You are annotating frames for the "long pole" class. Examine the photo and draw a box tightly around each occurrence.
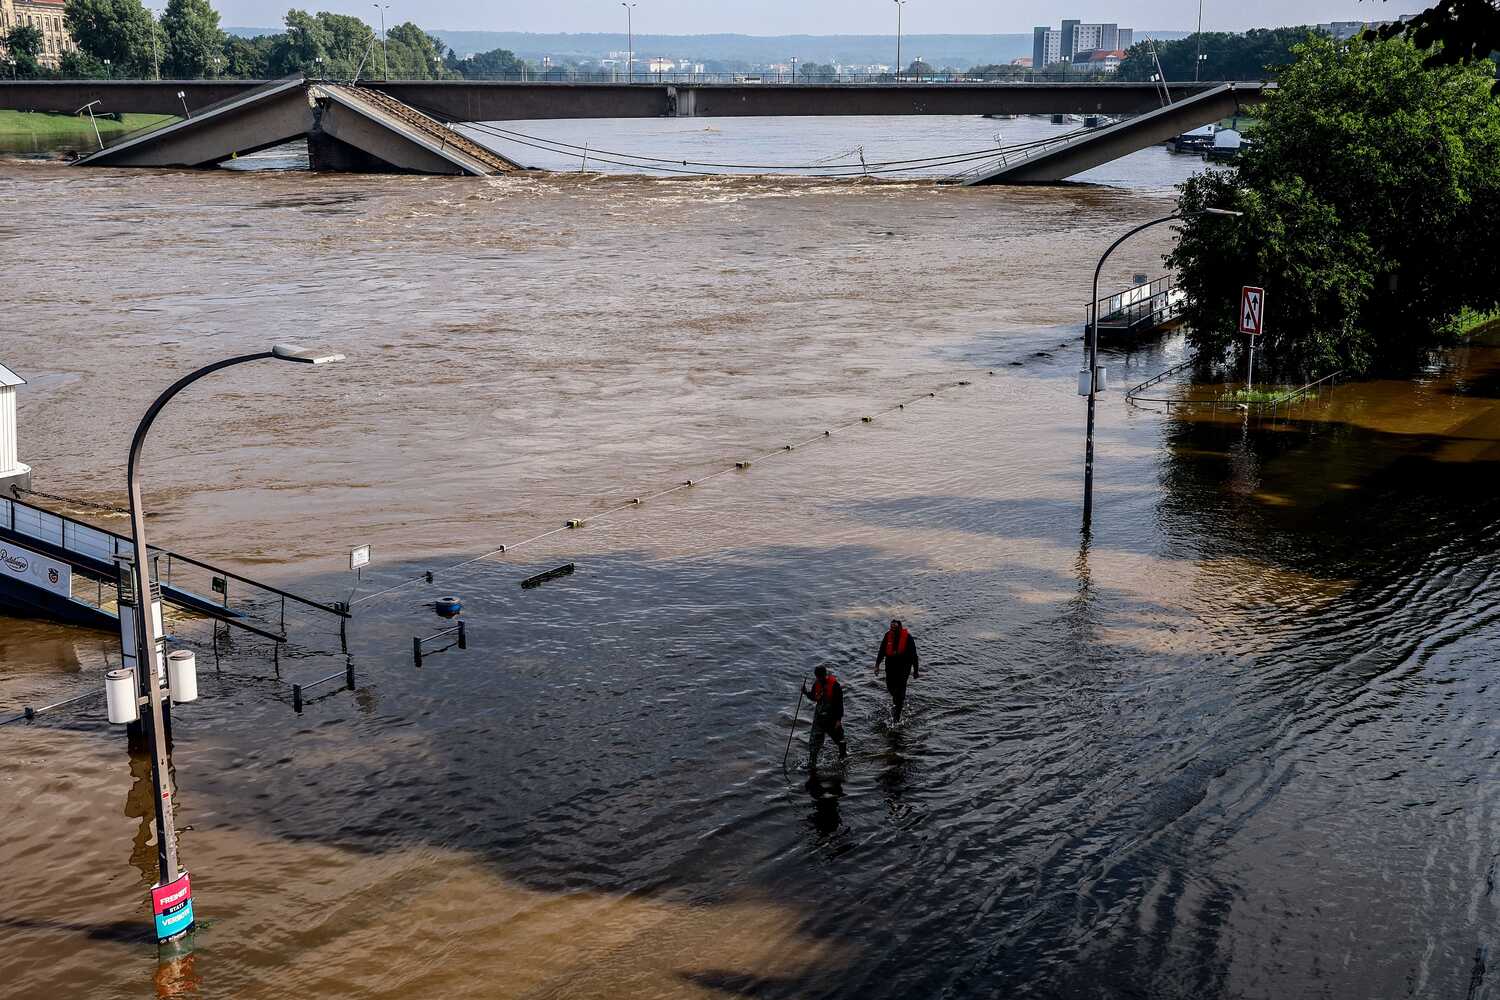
[782,679,807,773]
[1246,337,1256,393]
[894,0,904,81]
[127,352,272,904]
[1083,214,1182,530]
[1195,0,1204,81]
[622,3,635,83]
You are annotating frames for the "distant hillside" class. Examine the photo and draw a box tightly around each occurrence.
[226,28,1190,68]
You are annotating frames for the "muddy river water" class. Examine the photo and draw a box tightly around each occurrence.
[3,123,1500,999]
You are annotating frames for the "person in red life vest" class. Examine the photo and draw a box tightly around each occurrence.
[874,618,919,723]
[801,665,848,770]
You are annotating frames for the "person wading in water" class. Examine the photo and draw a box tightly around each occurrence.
[874,618,919,724]
[802,665,848,771]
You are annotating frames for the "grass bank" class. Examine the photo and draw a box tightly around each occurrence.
[1456,307,1500,338]
[0,109,177,138]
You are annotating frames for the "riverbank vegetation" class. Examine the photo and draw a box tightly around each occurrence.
[1117,28,1316,82]
[0,109,174,137]
[1169,35,1500,380]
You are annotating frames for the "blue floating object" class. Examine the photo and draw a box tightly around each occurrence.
[435,596,463,618]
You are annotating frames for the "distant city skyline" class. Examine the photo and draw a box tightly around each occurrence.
[210,0,1421,36]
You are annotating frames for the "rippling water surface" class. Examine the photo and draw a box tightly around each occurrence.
[2,124,1500,1000]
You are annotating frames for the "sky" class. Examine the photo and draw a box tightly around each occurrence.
[210,0,1424,34]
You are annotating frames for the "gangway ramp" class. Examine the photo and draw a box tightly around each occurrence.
[0,493,346,641]
[72,78,521,175]
[958,83,1268,185]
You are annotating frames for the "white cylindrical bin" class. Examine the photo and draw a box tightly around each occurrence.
[1095,366,1108,393]
[105,668,140,724]
[167,650,198,704]
[1078,368,1093,396]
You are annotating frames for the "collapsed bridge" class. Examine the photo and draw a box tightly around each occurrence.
[0,77,1268,181]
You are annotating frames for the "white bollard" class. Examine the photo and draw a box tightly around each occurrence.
[105,668,140,724]
[167,650,198,704]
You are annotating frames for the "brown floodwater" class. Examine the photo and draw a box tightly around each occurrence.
[3,134,1500,1000]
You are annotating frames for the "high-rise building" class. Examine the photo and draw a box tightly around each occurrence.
[1034,18,1135,69]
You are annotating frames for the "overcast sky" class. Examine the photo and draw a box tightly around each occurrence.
[208,0,1420,34]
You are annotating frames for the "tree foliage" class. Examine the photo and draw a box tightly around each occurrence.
[64,0,160,76]
[1376,0,1500,92]
[1117,28,1316,81]
[1169,35,1500,377]
[4,24,44,78]
[161,0,225,78]
[445,46,524,80]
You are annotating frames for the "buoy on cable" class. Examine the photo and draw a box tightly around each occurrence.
[784,444,794,451]
[424,571,434,583]
[823,431,831,437]
[898,403,905,409]
[566,519,585,529]
[736,461,752,469]
[928,392,936,397]
[684,479,694,486]
[861,416,873,423]
[435,596,463,618]
[958,380,972,386]
[630,497,642,504]
[497,544,507,553]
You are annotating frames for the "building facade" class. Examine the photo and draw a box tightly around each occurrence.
[1034,19,1134,71]
[1,0,79,70]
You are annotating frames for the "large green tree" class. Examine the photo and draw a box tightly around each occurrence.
[378,22,452,79]
[4,24,45,78]
[64,0,161,77]
[1117,28,1316,81]
[1376,0,1500,91]
[447,46,523,80]
[1168,34,1500,377]
[267,9,375,78]
[161,0,226,78]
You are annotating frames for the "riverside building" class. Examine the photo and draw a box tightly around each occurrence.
[0,0,79,70]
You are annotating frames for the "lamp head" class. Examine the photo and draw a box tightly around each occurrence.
[272,344,345,365]
[1202,207,1244,217]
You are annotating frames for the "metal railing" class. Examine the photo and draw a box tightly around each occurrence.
[1125,357,1196,405]
[1,493,348,639]
[1088,275,1186,336]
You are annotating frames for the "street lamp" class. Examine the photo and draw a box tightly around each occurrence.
[372,3,390,79]
[1194,0,1205,82]
[893,0,907,82]
[621,2,636,83]
[125,343,343,948]
[103,58,111,79]
[1081,208,1240,530]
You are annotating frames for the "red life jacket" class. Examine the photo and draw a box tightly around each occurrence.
[812,674,839,701]
[884,628,910,657]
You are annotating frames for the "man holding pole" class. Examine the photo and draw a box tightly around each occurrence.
[801,665,847,771]
[874,618,919,724]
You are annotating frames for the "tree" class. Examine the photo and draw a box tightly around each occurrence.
[379,22,452,79]
[64,0,161,77]
[906,59,933,77]
[798,61,836,81]
[4,25,44,78]
[1376,0,1500,92]
[267,9,375,79]
[1117,28,1316,81]
[220,33,273,78]
[1168,34,1500,377]
[450,46,523,80]
[161,0,226,78]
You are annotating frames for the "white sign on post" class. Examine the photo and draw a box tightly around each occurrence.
[0,541,71,598]
[1239,285,1266,336]
[350,545,371,571]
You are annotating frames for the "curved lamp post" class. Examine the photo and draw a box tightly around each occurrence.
[127,343,343,944]
[1082,208,1240,530]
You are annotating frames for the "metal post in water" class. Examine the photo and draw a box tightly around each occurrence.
[457,620,467,649]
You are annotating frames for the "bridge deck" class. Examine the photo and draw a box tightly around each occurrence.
[2,79,1231,121]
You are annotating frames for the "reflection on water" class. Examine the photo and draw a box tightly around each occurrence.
[2,149,1500,1000]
